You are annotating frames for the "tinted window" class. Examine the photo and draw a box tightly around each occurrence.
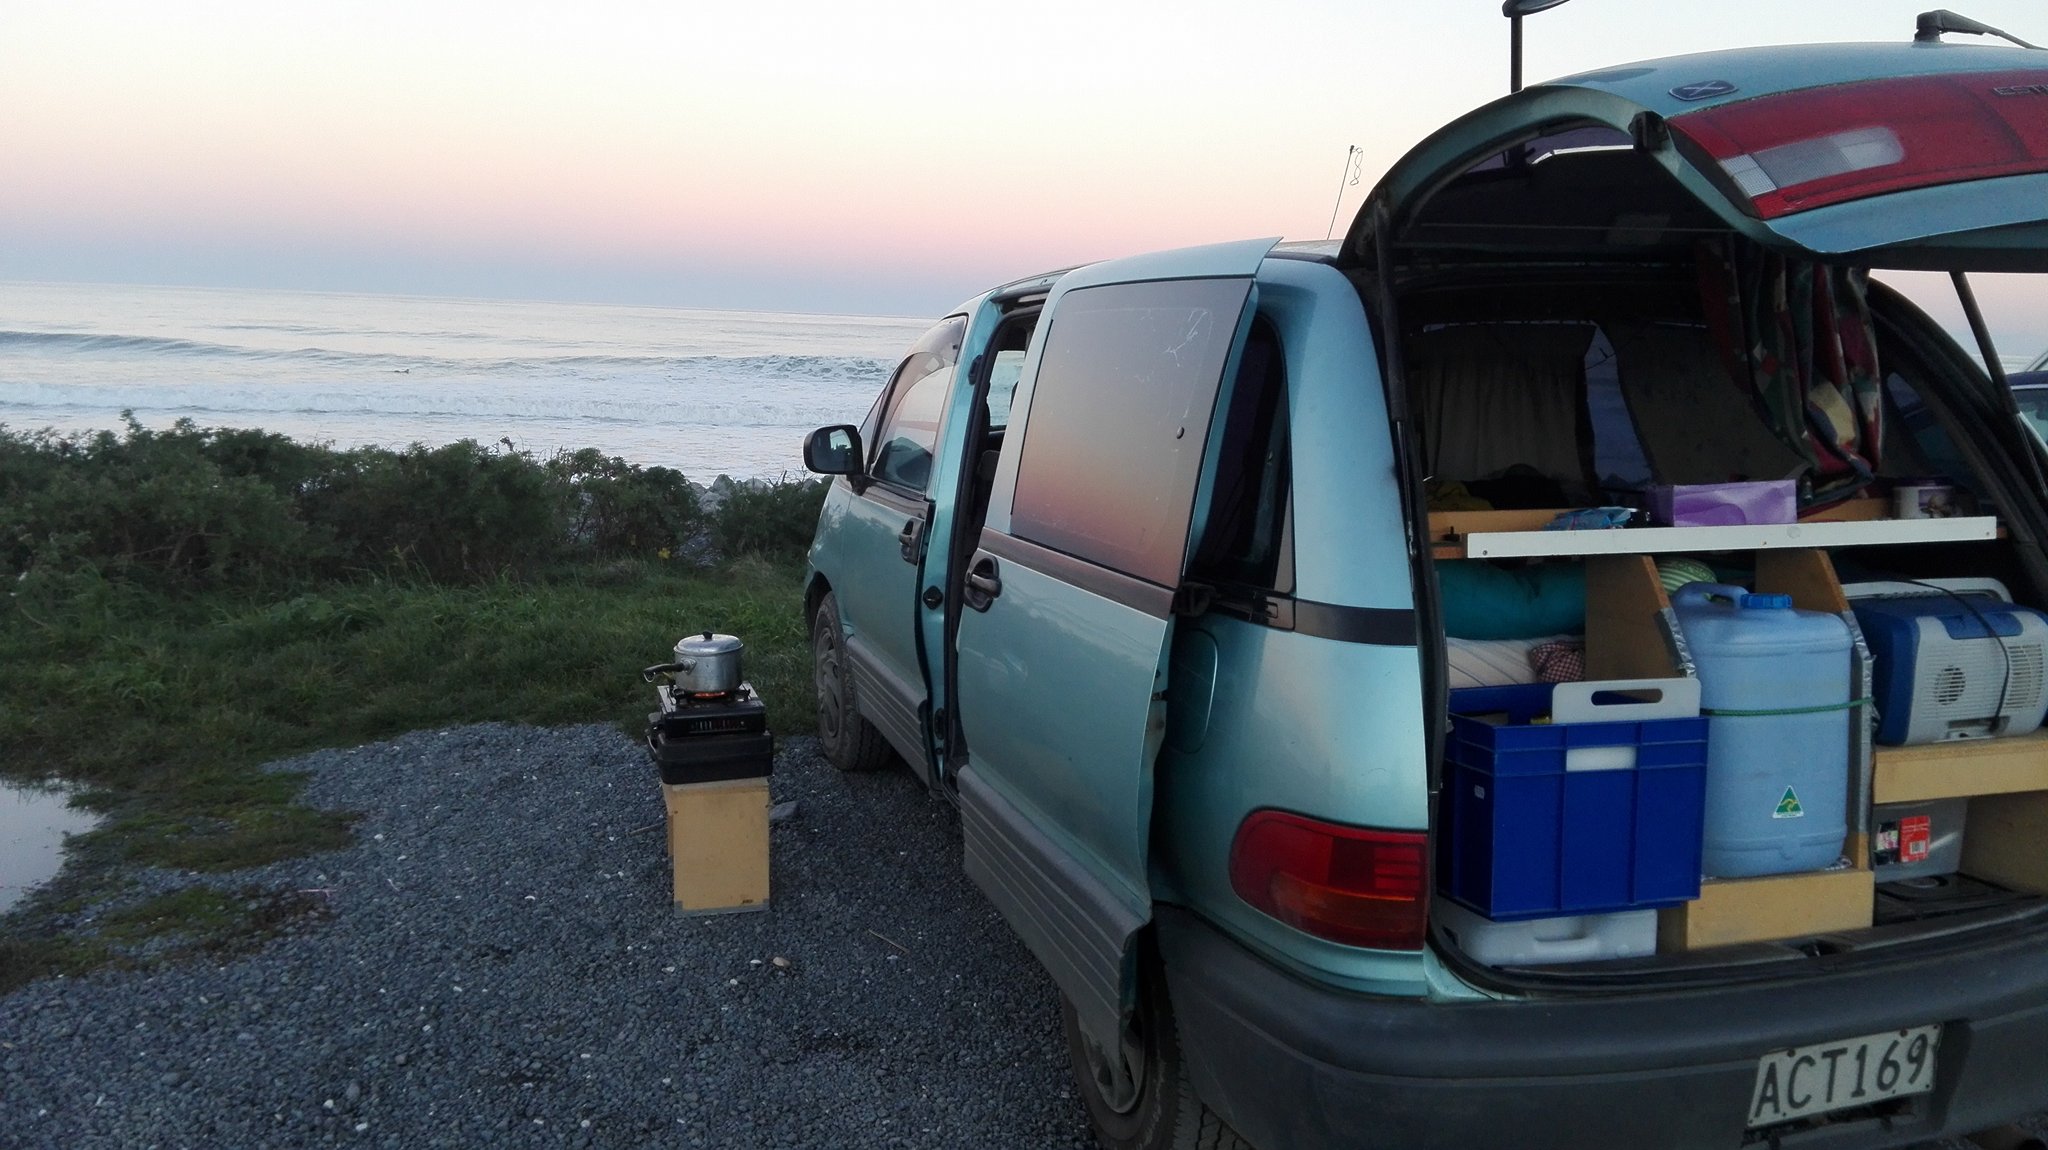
[1191,317,1289,590]
[986,349,1026,430]
[1882,371,1973,484]
[871,317,964,492]
[2017,386,2048,442]
[1011,278,1251,586]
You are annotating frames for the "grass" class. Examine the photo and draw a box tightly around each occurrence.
[0,555,813,992]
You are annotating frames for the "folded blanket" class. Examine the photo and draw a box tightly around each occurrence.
[1447,634,1576,689]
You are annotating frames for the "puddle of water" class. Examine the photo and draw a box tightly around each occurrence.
[1,781,101,915]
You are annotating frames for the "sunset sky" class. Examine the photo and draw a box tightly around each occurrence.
[3,0,2047,342]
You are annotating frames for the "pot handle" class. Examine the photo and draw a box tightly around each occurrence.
[643,658,702,683]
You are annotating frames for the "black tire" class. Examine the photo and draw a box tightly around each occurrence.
[1062,962,1251,1150]
[811,590,895,772]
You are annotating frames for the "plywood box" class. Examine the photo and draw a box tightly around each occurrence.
[1962,791,2048,895]
[663,778,770,914]
[1659,868,1874,952]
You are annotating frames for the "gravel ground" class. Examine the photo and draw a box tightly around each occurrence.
[0,726,1093,1149]
[5,724,2045,1150]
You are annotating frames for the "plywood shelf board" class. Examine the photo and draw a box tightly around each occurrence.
[1658,868,1874,952]
[1873,729,2048,804]
[1428,508,1571,539]
[1963,791,2048,894]
[1802,498,1889,523]
[1585,554,1681,680]
[1755,549,1852,615]
[1460,517,1997,560]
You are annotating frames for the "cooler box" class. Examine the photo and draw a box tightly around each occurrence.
[1850,592,2048,745]
[1441,680,1709,921]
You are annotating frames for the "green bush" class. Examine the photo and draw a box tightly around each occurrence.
[545,448,701,559]
[0,419,309,587]
[0,418,803,589]
[302,440,564,580]
[710,477,827,561]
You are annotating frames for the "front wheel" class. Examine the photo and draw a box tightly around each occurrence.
[811,590,894,772]
[1061,962,1249,1150]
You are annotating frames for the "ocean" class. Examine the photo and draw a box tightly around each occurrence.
[5,279,2037,484]
[0,281,932,480]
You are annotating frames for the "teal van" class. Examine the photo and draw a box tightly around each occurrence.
[804,33,2048,1150]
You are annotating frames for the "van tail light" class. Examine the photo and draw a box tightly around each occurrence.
[1667,71,2048,219]
[1228,811,1428,951]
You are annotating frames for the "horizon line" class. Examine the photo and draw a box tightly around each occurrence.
[0,275,936,325]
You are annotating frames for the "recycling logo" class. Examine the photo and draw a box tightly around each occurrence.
[1772,787,1805,820]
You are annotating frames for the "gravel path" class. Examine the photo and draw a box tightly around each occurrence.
[6,724,2045,1150]
[0,726,1093,1149]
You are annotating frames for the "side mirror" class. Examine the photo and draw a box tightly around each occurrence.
[804,424,864,478]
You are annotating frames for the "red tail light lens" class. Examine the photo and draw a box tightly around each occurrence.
[1668,71,2048,219]
[1228,810,1428,951]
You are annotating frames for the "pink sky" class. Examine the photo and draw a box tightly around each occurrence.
[3,0,2047,340]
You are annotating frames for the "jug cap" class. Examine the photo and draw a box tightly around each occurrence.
[1739,593,1793,610]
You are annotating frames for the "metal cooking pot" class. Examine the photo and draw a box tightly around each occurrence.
[642,631,745,694]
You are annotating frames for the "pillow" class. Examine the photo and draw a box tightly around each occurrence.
[1437,560,1586,640]
[1448,636,1548,689]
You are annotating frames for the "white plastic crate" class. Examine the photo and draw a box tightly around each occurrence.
[1435,897,1658,967]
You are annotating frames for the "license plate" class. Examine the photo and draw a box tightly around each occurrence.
[1748,1025,1941,1129]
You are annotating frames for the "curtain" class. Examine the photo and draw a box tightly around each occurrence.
[1410,323,1597,499]
[1698,241,1884,508]
[1606,321,1807,486]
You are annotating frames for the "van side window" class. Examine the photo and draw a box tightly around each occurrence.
[870,317,965,493]
[1191,316,1289,591]
[1010,278,1250,587]
[986,349,1026,430]
[1881,370,1977,492]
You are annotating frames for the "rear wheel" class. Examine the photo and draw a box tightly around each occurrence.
[811,590,894,772]
[1062,961,1249,1150]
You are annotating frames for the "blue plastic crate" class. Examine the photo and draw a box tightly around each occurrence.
[1440,682,1708,921]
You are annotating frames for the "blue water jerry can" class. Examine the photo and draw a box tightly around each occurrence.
[1671,585,1854,878]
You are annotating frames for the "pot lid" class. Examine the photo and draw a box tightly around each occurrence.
[675,631,744,657]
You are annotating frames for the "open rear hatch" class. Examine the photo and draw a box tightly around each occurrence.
[1348,41,2048,272]
[1339,39,2048,990]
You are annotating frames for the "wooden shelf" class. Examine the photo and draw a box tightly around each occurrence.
[1873,729,2048,804]
[1805,497,1889,523]
[1429,509,1569,560]
[1457,516,1998,560]
[1424,503,1968,559]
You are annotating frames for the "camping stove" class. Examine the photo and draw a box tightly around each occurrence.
[646,681,773,785]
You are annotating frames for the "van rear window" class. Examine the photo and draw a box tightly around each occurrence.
[1668,71,2048,219]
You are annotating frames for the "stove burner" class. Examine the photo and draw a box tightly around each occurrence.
[646,681,773,784]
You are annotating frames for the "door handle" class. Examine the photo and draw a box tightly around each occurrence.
[897,519,921,563]
[964,556,1002,611]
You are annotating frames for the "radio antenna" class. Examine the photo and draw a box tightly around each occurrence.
[1325,145,1362,240]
